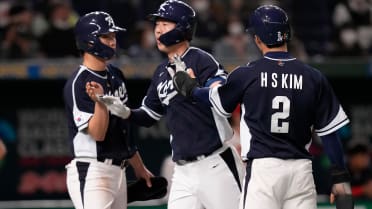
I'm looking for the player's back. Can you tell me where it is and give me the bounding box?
[236,52,329,159]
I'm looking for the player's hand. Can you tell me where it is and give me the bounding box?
[86,81,104,102]
[167,54,187,77]
[97,95,131,119]
[173,71,198,98]
[129,152,155,188]
[135,166,154,188]
[329,167,354,209]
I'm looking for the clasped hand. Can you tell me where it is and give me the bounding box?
[96,95,131,119]
[167,54,187,77]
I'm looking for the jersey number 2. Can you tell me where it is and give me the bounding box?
[271,96,290,133]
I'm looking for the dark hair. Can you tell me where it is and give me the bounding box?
[9,5,28,16]
[347,143,369,156]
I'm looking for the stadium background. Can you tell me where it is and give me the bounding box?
[0,0,371,208]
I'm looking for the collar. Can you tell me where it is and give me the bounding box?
[263,51,296,61]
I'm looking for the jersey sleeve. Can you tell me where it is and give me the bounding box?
[194,53,227,87]
[72,72,96,131]
[141,69,165,120]
[314,75,349,136]
[209,67,247,117]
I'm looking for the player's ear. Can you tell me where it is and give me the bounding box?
[254,35,264,51]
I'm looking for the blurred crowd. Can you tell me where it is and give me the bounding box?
[2,0,372,62]
[0,0,371,202]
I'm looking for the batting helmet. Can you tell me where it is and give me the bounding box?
[248,5,291,47]
[74,11,126,59]
[147,0,196,46]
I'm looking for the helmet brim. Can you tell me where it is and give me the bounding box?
[109,25,126,32]
[147,13,176,24]
[147,13,158,21]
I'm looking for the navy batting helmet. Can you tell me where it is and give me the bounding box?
[147,0,196,46]
[74,11,126,59]
[248,5,291,47]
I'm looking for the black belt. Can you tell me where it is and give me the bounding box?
[97,157,129,169]
[176,149,217,166]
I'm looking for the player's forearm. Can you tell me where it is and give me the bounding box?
[191,87,212,106]
[88,102,109,141]
[129,152,147,172]
[128,109,158,127]
[320,131,346,169]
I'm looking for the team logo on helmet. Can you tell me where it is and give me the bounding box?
[105,15,114,28]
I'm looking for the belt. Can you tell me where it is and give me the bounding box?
[97,157,129,169]
[176,149,216,166]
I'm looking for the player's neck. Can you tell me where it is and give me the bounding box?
[261,44,288,55]
[255,36,288,55]
[167,42,189,60]
[82,53,107,71]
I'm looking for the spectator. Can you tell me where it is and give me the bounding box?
[127,21,163,61]
[288,0,332,56]
[346,141,372,200]
[0,4,38,59]
[331,0,372,56]
[213,14,261,62]
[38,2,79,58]
[188,0,226,52]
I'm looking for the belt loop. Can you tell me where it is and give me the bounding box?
[120,160,128,169]
[105,159,113,165]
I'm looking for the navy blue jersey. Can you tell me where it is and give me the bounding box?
[140,47,233,161]
[210,52,349,160]
[63,64,137,159]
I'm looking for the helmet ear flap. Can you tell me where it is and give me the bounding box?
[75,33,95,52]
[180,15,196,41]
[159,27,185,46]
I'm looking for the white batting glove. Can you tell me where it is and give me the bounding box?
[97,95,131,119]
[167,54,186,77]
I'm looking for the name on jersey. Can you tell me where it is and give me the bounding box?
[108,82,128,100]
[157,80,177,105]
[260,72,303,90]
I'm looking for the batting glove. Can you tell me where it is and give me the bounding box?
[172,71,198,98]
[167,54,186,77]
[330,166,354,209]
[97,95,131,119]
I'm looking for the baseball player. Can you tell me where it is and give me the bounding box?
[92,1,244,209]
[63,11,153,209]
[172,5,354,209]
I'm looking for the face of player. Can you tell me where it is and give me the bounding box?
[99,32,117,51]
[154,19,176,53]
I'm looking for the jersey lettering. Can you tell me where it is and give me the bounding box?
[157,80,177,105]
[261,72,303,90]
[107,82,127,101]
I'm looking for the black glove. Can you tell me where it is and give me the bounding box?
[127,176,168,203]
[330,166,354,209]
[172,71,198,98]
